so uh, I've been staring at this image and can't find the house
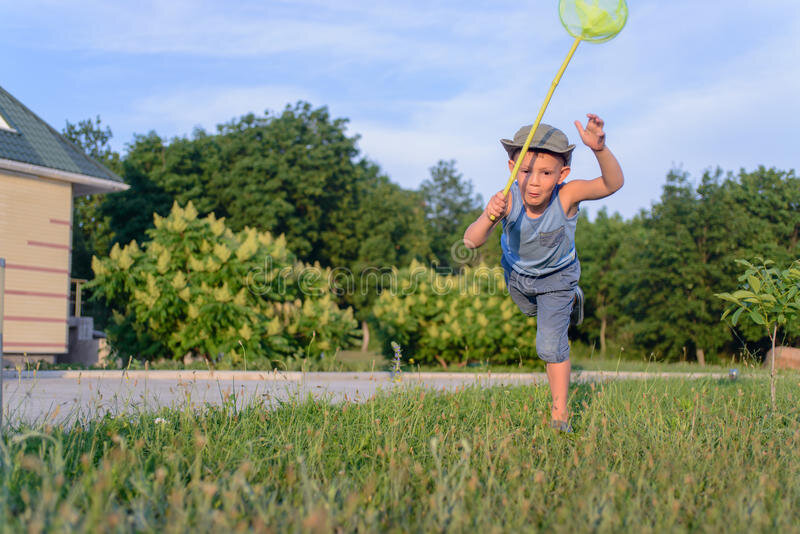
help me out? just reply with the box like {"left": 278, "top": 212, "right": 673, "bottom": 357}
{"left": 0, "top": 85, "right": 128, "bottom": 363}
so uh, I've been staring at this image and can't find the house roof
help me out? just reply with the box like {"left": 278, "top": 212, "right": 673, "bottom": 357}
{"left": 0, "top": 85, "right": 123, "bottom": 184}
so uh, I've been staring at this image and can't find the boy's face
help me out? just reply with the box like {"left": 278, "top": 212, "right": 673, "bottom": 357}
{"left": 509, "top": 151, "right": 571, "bottom": 209}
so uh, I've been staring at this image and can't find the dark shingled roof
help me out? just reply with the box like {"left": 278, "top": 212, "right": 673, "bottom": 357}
{"left": 0, "top": 85, "right": 122, "bottom": 183}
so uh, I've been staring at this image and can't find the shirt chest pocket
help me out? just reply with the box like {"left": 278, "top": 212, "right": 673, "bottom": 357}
{"left": 538, "top": 226, "right": 565, "bottom": 248}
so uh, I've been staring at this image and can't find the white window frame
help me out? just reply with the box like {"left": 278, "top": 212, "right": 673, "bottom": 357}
{"left": 0, "top": 113, "right": 17, "bottom": 132}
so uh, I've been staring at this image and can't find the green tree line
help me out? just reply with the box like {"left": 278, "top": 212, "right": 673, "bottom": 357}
{"left": 67, "top": 105, "right": 481, "bottom": 324}
{"left": 576, "top": 167, "right": 799, "bottom": 362}
{"left": 65, "top": 103, "right": 799, "bottom": 363}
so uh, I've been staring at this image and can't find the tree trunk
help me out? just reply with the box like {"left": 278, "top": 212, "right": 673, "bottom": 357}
{"left": 360, "top": 320, "right": 370, "bottom": 352}
{"left": 770, "top": 324, "right": 777, "bottom": 412}
{"left": 599, "top": 316, "right": 607, "bottom": 356}
{"left": 696, "top": 347, "right": 706, "bottom": 366}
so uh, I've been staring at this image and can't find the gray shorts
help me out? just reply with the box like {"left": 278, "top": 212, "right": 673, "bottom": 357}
{"left": 502, "top": 259, "right": 580, "bottom": 364}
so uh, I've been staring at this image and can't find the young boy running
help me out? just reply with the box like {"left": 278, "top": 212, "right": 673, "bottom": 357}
{"left": 464, "top": 114, "right": 623, "bottom": 431}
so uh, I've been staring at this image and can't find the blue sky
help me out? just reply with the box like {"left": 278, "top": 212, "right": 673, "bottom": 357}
{"left": 3, "top": 0, "right": 799, "bottom": 219}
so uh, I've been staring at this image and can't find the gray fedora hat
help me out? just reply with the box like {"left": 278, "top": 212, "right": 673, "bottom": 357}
{"left": 500, "top": 123, "right": 575, "bottom": 165}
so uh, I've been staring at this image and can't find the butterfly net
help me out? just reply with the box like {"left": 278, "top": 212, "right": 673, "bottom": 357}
{"left": 559, "top": 0, "right": 628, "bottom": 43}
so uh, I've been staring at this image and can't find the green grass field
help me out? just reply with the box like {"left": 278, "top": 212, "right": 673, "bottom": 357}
{"left": 20, "top": 335, "right": 766, "bottom": 375}
{"left": 2, "top": 376, "right": 799, "bottom": 532}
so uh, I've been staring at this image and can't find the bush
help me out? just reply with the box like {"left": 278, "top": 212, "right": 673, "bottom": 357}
{"left": 372, "top": 261, "right": 537, "bottom": 365}
{"left": 89, "top": 202, "right": 360, "bottom": 363}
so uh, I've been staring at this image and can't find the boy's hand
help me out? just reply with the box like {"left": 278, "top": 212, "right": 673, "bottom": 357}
{"left": 574, "top": 113, "right": 606, "bottom": 151}
{"left": 486, "top": 191, "right": 508, "bottom": 221}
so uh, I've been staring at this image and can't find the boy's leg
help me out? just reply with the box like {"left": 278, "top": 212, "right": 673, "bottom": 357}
{"left": 535, "top": 289, "right": 574, "bottom": 423}
{"left": 546, "top": 359, "right": 571, "bottom": 421}
{"left": 506, "top": 273, "right": 539, "bottom": 317}
{"left": 506, "top": 267, "right": 575, "bottom": 424}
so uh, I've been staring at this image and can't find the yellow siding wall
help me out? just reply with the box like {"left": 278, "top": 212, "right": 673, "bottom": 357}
{"left": 0, "top": 170, "right": 72, "bottom": 354}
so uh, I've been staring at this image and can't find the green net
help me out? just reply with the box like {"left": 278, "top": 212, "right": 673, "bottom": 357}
{"left": 559, "top": 0, "right": 628, "bottom": 43}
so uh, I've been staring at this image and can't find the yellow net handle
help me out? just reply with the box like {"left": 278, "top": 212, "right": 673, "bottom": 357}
{"left": 489, "top": 36, "right": 582, "bottom": 222}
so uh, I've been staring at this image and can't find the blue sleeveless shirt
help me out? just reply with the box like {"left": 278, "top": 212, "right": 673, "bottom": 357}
{"left": 501, "top": 181, "right": 578, "bottom": 277}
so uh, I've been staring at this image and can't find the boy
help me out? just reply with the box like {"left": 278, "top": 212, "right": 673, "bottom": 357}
{"left": 463, "top": 114, "right": 623, "bottom": 431}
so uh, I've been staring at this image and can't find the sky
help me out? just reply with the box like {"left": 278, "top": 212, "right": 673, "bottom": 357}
{"left": 2, "top": 0, "right": 799, "bottom": 219}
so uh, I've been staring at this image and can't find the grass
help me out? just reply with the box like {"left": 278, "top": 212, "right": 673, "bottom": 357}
{"left": 17, "top": 345, "right": 755, "bottom": 376}
{"left": 2, "top": 375, "right": 799, "bottom": 532}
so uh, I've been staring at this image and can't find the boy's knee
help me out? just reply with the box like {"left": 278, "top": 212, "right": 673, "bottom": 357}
{"left": 536, "top": 333, "right": 569, "bottom": 363}
{"left": 535, "top": 289, "right": 573, "bottom": 363}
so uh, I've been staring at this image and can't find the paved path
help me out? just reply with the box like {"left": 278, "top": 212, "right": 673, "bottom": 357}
{"left": 1, "top": 369, "right": 727, "bottom": 425}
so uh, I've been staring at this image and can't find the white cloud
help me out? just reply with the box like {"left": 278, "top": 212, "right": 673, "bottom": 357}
{"left": 120, "top": 84, "right": 317, "bottom": 140}
{"left": 600, "top": 9, "right": 800, "bottom": 217}
{"left": 345, "top": 0, "right": 800, "bottom": 218}
{"left": 2, "top": 0, "right": 581, "bottom": 92}
{"left": 10, "top": 0, "right": 797, "bottom": 220}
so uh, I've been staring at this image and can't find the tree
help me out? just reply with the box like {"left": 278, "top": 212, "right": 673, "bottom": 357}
{"left": 621, "top": 170, "right": 718, "bottom": 362}
{"left": 420, "top": 160, "right": 483, "bottom": 269}
{"left": 62, "top": 116, "right": 121, "bottom": 279}
{"left": 344, "top": 172, "right": 431, "bottom": 292}
{"left": 119, "top": 102, "right": 431, "bottom": 274}
{"left": 620, "top": 169, "right": 780, "bottom": 363}
{"left": 729, "top": 167, "right": 800, "bottom": 264}
{"left": 326, "top": 170, "right": 432, "bottom": 347}
{"left": 574, "top": 208, "right": 629, "bottom": 354}
{"left": 101, "top": 133, "right": 175, "bottom": 249}
{"left": 63, "top": 116, "right": 120, "bottom": 168}
{"left": 587, "top": 165, "right": 800, "bottom": 363}
{"left": 106, "top": 103, "right": 432, "bottom": 345}
{"left": 716, "top": 258, "right": 800, "bottom": 411}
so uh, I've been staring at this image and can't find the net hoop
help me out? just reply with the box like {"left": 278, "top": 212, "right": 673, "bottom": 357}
{"left": 559, "top": 0, "right": 628, "bottom": 44}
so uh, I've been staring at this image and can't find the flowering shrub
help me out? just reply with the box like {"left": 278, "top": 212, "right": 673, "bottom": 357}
{"left": 90, "top": 202, "right": 360, "bottom": 362}
{"left": 372, "top": 261, "right": 537, "bottom": 365}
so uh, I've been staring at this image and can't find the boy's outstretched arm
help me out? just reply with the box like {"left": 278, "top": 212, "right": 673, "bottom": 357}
{"left": 464, "top": 191, "right": 510, "bottom": 248}
{"left": 561, "top": 114, "right": 624, "bottom": 213}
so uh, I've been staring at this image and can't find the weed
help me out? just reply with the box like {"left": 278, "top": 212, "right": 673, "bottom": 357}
{"left": 1, "top": 377, "right": 798, "bottom": 531}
